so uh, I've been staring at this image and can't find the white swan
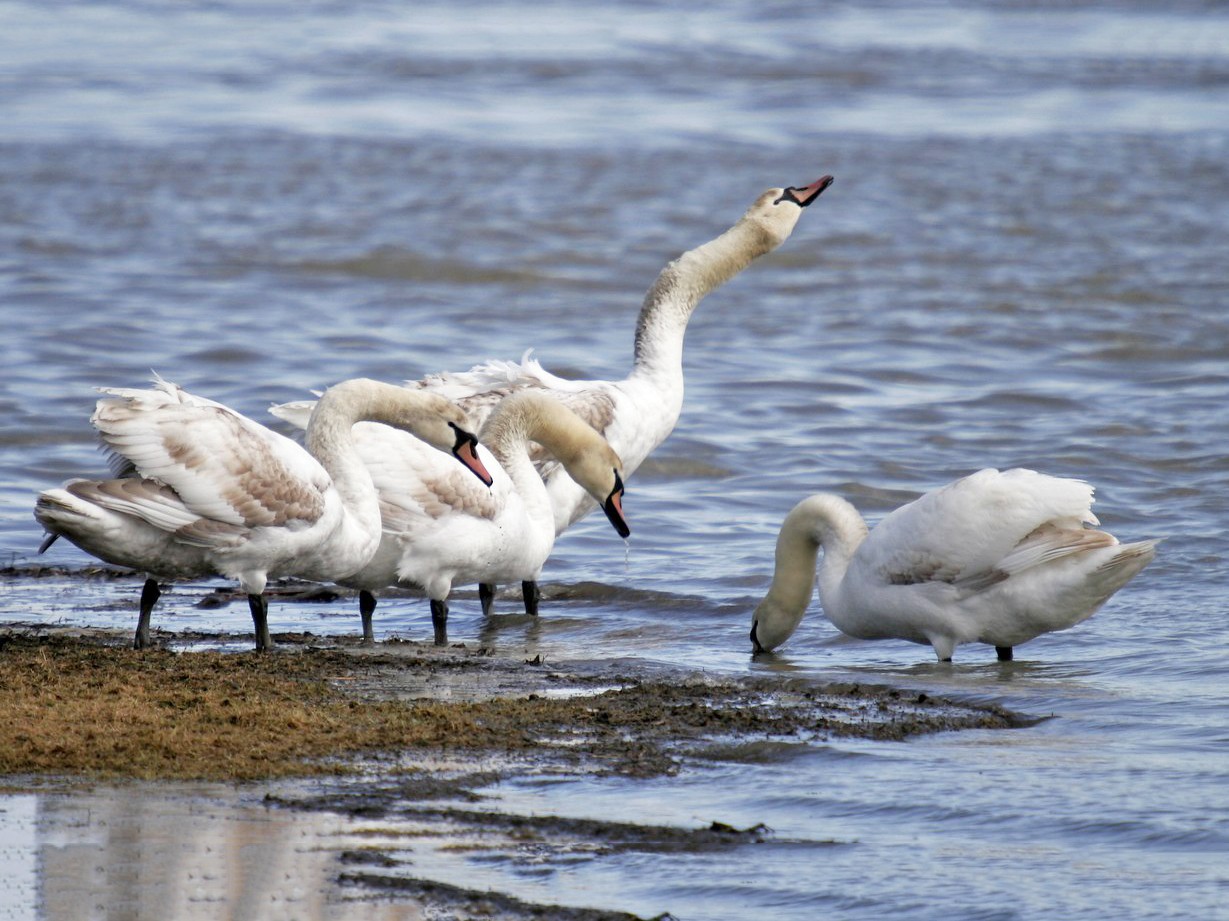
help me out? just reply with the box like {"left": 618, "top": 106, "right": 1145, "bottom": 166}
{"left": 34, "top": 376, "right": 492, "bottom": 651}
{"left": 750, "top": 468, "right": 1158, "bottom": 662}
{"left": 275, "top": 174, "right": 832, "bottom": 618}
{"left": 301, "top": 389, "right": 630, "bottom": 645}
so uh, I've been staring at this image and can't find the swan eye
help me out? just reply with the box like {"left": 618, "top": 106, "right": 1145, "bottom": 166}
{"left": 448, "top": 421, "right": 471, "bottom": 450}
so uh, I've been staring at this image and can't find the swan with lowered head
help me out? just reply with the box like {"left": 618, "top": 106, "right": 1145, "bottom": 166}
{"left": 750, "top": 468, "right": 1157, "bottom": 662}
{"left": 284, "top": 389, "right": 630, "bottom": 645}
{"left": 34, "top": 376, "right": 492, "bottom": 651}
{"left": 276, "top": 174, "right": 831, "bottom": 620}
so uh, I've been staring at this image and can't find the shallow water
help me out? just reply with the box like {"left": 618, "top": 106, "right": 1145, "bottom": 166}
{"left": 2, "top": 0, "right": 1229, "bottom": 918}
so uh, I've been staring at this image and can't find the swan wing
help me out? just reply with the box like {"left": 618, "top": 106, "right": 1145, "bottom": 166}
{"left": 413, "top": 349, "right": 587, "bottom": 399}
{"left": 405, "top": 350, "right": 617, "bottom": 439}
{"left": 856, "top": 468, "right": 1099, "bottom": 589}
{"left": 348, "top": 422, "right": 504, "bottom": 534}
{"left": 92, "top": 379, "right": 329, "bottom": 531}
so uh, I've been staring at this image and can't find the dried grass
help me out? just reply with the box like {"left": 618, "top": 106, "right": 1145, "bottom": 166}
{"left": 0, "top": 637, "right": 540, "bottom": 781}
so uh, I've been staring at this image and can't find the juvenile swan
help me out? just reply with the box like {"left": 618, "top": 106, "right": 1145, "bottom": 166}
{"left": 35, "top": 376, "right": 491, "bottom": 651}
{"left": 749, "top": 469, "right": 1157, "bottom": 662}
{"left": 320, "top": 390, "right": 630, "bottom": 645}
{"left": 275, "top": 174, "right": 831, "bottom": 617}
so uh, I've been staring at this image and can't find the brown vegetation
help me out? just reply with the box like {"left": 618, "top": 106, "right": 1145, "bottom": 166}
{"left": 0, "top": 633, "right": 1023, "bottom": 783}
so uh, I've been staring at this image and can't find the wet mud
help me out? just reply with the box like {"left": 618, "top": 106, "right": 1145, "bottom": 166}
{"left": 1, "top": 568, "right": 1029, "bottom": 920}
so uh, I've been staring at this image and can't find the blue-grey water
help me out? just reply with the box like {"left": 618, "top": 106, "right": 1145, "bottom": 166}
{"left": 1, "top": 1, "right": 1228, "bottom": 918}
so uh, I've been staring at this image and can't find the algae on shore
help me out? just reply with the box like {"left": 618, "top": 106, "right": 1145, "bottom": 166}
{"left": 0, "top": 631, "right": 1024, "bottom": 783}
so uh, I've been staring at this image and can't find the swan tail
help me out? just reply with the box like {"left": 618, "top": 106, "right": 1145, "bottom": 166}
{"left": 1094, "top": 539, "right": 1159, "bottom": 585}
{"left": 268, "top": 400, "right": 316, "bottom": 431}
{"left": 34, "top": 487, "right": 114, "bottom": 547}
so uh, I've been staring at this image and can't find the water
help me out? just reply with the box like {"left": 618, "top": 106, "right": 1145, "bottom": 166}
{"left": 2, "top": 0, "right": 1228, "bottom": 917}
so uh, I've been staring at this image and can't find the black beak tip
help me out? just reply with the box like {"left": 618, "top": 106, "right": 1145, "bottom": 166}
{"left": 606, "top": 504, "right": 630, "bottom": 539}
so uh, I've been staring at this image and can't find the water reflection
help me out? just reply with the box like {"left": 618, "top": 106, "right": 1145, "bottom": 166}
{"left": 17, "top": 787, "right": 420, "bottom": 921}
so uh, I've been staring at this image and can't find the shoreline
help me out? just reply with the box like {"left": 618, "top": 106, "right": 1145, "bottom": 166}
{"left": 0, "top": 620, "right": 1028, "bottom": 919}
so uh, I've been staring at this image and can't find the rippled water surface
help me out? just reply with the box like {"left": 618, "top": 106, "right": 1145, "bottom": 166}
{"left": 2, "top": 1, "right": 1228, "bottom": 918}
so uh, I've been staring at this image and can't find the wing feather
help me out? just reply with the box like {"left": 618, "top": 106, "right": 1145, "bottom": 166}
{"left": 858, "top": 468, "right": 1100, "bottom": 589}
{"left": 92, "top": 378, "right": 328, "bottom": 530}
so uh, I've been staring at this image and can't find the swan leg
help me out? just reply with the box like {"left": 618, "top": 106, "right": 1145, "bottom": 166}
{"left": 522, "top": 580, "right": 540, "bottom": 617}
{"left": 248, "top": 593, "right": 272, "bottom": 652}
{"left": 995, "top": 646, "right": 1014, "bottom": 662}
{"left": 359, "top": 590, "right": 377, "bottom": 645}
{"left": 479, "top": 583, "right": 496, "bottom": 618}
{"left": 134, "top": 578, "right": 161, "bottom": 650}
{"left": 430, "top": 599, "right": 449, "bottom": 646}
{"left": 930, "top": 636, "right": 957, "bottom": 662}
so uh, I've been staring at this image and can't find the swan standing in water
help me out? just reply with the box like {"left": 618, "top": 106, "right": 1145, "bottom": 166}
{"left": 276, "top": 174, "right": 831, "bottom": 620}
{"left": 278, "top": 390, "right": 629, "bottom": 645}
{"left": 749, "top": 468, "right": 1157, "bottom": 662}
{"left": 34, "top": 377, "right": 492, "bottom": 651}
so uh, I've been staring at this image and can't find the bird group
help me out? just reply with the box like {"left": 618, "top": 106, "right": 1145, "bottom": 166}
{"left": 34, "top": 173, "right": 1157, "bottom": 662}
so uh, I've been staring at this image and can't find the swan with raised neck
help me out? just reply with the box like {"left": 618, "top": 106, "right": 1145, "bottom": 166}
{"left": 435, "top": 175, "right": 832, "bottom": 534}
{"left": 271, "top": 175, "right": 831, "bottom": 620}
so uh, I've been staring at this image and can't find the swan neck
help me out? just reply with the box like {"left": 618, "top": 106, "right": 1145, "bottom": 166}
{"left": 811, "top": 503, "right": 868, "bottom": 631}
{"left": 632, "top": 215, "right": 777, "bottom": 378}
{"left": 763, "top": 517, "right": 822, "bottom": 624}
{"left": 481, "top": 394, "right": 561, "bottom": 499}
{"left": 753, "top": 495, "right": 867, "bottom": 650}
{"left": 482, "top": 391, "right": 615, "bottom": 506}
{"left": 304, "top": 383, "right": 386, "bottom": 515}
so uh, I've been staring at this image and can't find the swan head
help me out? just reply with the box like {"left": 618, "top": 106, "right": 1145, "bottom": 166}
{"left": 568, "top": 446, "right": 631, "bottom": 540}
{"left": 395, "top": 404, "right": 493, "bottom": 487}
{"left": 743, "top": 175, "right": 833, "bottom": 247}
{"left": 325, "top": 380, "right": 494, "bottom": 486}
{"left": 489, "top": 390, "right": 631, "bottom": 539}
{"left": 748, "top": 493, "right": 860, "bottom": 655}
{"left": 749, "top": 596, "right": 803, "bottom": 655}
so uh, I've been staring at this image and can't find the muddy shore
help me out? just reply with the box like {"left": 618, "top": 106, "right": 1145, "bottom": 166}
{"left": 0, "top": 610, "right": 1030, "bottom": 920}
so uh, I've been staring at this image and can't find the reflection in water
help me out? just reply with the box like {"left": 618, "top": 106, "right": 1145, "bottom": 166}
{"left": 20, "top": 788, "right": 420, "bottom": 921}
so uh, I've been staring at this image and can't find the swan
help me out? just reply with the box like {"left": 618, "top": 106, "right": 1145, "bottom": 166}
{"left": 274, "top": 174, "right": 832, "bottom": 618}
{"left": 749, "top": 468, "right": 1158, "bottom": 662}
{"left": 295, "top": 389, "right": 630, "bottom": 646}
{"left": 34, "top": 376, "right": 492, "bottom": 651}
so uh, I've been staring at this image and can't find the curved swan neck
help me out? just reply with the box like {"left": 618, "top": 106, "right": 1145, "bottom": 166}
{"left": 481, "top": 391, "right": 550, "bottom": 464}
{"left": 482, "top": 391, "right": 617, "bottom": 498}
{"left": 807, "top": 496, "right": 869, "bottom": 615}
{"left": 764, "top": 509, "right": 824, "bottom": 621}
{"left": 753, "top": 494, "right": 868, "bottom": 651}
{"left": 305, "top": 379, "right": 442, "bottom": 509}
{"left": 631, "top": 208, "right": 787, "bottom": 380}
{"left": 301, "top": 382, "right": 381, "bottom": 513}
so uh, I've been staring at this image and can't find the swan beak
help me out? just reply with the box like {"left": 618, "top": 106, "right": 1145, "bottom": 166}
{"left": 775, "top": 175, "right": 833, "bottom": 208}
{"left": 602, "top": 471, "right": 631, "bottom": 539}
{"left": 453, "top": 432, "right": 494, "bottom": 487}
